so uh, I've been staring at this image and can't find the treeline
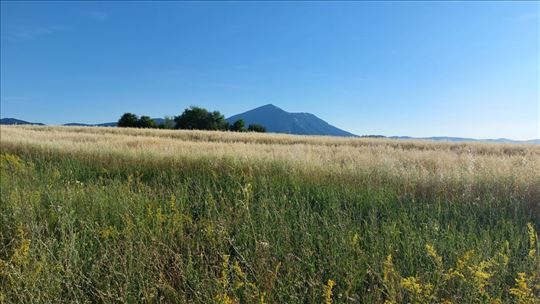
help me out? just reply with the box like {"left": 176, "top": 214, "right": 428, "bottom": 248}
{"left": 117, "top": 106, "right": 266, "bottom": 132}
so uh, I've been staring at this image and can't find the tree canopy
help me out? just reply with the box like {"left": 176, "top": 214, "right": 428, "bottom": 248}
{"left": 118, "top": 113, "right": 139, "bottom": 128}
{"left": 174, "top": 106, "right": 229, "bottom": 131}
{"left": 117, "top": 107, "right": 266, "bottom": 133}
{"left": 118, "top": 113, "right": 158, "bottom": 128}
{"left": 137, "top": 116, "right": 157, "bottom": 128}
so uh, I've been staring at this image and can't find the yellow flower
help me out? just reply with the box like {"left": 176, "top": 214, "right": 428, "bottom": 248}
{"left": 527, "top": 223, "right": 537, "bottom": 258}
{"left": 400, "top": 276, "right": 435, "bottom": 304}
{"left": 401, "top": 276, "right": 422, "bottom": 295}
{"left": 509, "top": 272, "right": 538, "bottom": 303}
{"left": 11, "top": 226, "right": 30, "bottom": 266}
{"left": 324, "top": 279, "right": 336, "bottom": 304}
{"left": 351, "top": 233, "right": 359, "bottom": 246}
{"left": 426, "top": 244, "right": 443, "bottom": 266}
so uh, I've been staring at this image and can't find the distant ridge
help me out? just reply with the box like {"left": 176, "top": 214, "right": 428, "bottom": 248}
{"left": 0, "top": 118, "right": 45, "bottom": 125}
{"left": 388, "top": 136, "right": 540, "bottom": 145}
{"left": 62, "top": 122, "right": 118, "bottom": 127}
{"left": 226, "top": 104, "right": 356, "bottom": 137}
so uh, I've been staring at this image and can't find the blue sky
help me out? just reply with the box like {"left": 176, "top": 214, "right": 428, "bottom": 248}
{"left": 1, "top": 1, "right": 538, "bottom": 139}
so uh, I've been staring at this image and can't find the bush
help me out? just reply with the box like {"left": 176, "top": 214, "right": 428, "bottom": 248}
{"left": 248, "top": 124, "right": 266, "bottom": 133}
{"left": 230, "top": 119, "right": 246, "bottom": 132}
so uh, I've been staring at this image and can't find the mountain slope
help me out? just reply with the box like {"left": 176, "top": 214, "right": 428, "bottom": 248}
{"left": 226, "top": 104, "right": 356, "bottom": 136}
{"left": 0, "top": 118, "right": 45, "bottom": 125}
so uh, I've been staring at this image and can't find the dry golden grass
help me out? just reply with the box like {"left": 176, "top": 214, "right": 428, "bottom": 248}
{"left": 3, "top": 125, "right": 539, "bottom": 210}
{"left": 2, "top": 125, "right": 539, "bottom": 170}
{"left": 3, "top": 125, "right": 539, "bottom": 189}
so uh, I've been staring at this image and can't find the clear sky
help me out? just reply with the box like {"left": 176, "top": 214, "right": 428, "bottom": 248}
{"left": 1, "top": 1, "right": 538, "bottom": 139}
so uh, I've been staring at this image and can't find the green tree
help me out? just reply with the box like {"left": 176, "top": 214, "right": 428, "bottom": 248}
{"left": 174, "top": 106, "right": 229, "bottom": 131}
{"left": 247, "top": 124, "right": 266, "bottom": 133}
{"left": 118, "top": 113, "right": 139, "bottom": 128}
{"left": 230, "top": 119, "right": 246, "bottom": 132}
{"left": 210, "top": 111, "right": 229, "bottom": 131}
{"left": 137, "top": 116, "right": 157, "bottom": 128}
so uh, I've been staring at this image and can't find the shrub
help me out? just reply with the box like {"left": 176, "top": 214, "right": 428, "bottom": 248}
{"left": 230, "top": 119, "right": 246, "bottom": 132}
{"left": 248, "top": 124, "right": 266, "bottom": 133}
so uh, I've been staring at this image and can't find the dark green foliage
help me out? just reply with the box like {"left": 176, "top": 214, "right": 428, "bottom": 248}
{"left": 230, "top": 119, "right": 246, "bottom": 132}
{"left": 247, "top": 123, "right": 266, "bottom": 133}
{"left": 174, "top": 106, "right": 229, "bottom": 131}
{"left": 117, "top": 113, "right": 139, "bottom": 128}
{"left": 137, "top": 116, "right": 157, "bottom": 128}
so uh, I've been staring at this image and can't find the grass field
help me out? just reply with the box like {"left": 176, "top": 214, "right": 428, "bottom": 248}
{"left": 1, "top": 125, "right": 539, "bottom": 303}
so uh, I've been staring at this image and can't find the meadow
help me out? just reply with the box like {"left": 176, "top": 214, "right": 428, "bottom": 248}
{"left": 1, "top": 125, "right": 539, "bottom": 303}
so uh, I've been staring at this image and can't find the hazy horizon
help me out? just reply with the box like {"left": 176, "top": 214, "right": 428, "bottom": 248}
{"left": 1, "top": 1, "right": 539, "bottom": 140}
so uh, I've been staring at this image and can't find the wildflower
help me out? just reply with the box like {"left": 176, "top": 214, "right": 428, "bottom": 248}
{"left": 469, "top": 260, "right": 493, "bottom": 295}
{"left": 100, "top": 226, "right": 118, "bottom": 239}
{"left": 11, "top": 226, "right": 30, "bottom": 266}
{"left": 400, "top": 276, "right": 435, "bottom": 303}
{"left": 382, "top": 255, "right": 399, "bottom": 303}
{"left": 351, "top": 233, "right": 359, "bottom": 246}
{"left": 527, "top": 223, "right": 537, "bottom": 258}
{"left": 233, "top": 261, "right": 246, "bottom": 289}
{"left": 509, "top": 272, "right": 537, "bottom": 303}
{"left": 426, "top": 244, "right": 443, "bottom": 266}
{"left": 156, "top": 207, "right": 167, "bottom": 224}
{"left": 401, "top": 276, "right": 422, "bottom": 295}
{"left": 1, "top": 153, "right": 22, "bottom": 171}
{"left": 324, "top": 279, "right": 336, "bottom": 304}
{"left": 216, "top": 255, "right": 233, "bottom": 304}
{"left": 220, "top": 255, "right": 230, "bottom": 289}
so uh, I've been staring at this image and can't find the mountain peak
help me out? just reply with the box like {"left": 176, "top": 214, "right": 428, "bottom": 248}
{"left": 226, "top": 105, "right": 356, "bottom": 137}
{"left": 253, "top": 104, "right": 284, "bottom": 111}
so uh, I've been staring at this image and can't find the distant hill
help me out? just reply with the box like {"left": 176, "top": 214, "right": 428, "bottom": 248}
{"left": 226, "top": 104, "right": 356, "bottom": 137}
{"left": 386, "top": 136, "right": 540, "bottom": 144}
{"left": 63, "top": 123, "right": 93, "bottom": 126}
{"left": 0, "top": 118, "right": 45, "bottom": 125}
{"left": 63, "top": 120, "right": 164, "bottom": 127}
{"left": 63, "top": 122, "right": 117, "bottom": 127}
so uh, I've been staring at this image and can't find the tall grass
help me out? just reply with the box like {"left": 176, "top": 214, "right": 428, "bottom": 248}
{"left": 1, "top": 126, "right": 539, "bottom": 303}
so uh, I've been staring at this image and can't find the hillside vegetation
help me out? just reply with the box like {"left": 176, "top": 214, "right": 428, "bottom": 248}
{"left": 1, "top": 125, "right": 539, "bottom": 303}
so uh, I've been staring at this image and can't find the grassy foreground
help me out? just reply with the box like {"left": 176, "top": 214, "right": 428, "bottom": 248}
{"left": 1, "top": 126, "right": 539, "bottom": 303}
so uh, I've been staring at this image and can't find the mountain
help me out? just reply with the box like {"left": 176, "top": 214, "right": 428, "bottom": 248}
{"left": 226, "top": 104, "right": 356, "bottom": 137}
{"left": 0, "top": 118, "right": 45, "bottom": 125}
